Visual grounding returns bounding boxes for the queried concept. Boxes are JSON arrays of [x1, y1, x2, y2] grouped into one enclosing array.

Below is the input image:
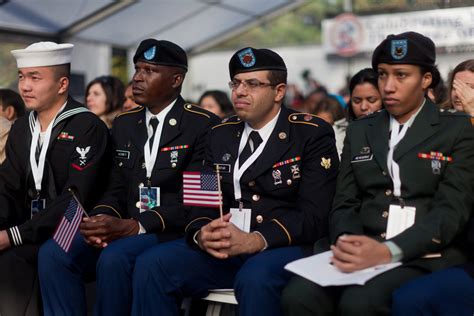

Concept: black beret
[[229, 47, 287, 79], [372, 32, 436, 70], [133, 39, 187, 71]]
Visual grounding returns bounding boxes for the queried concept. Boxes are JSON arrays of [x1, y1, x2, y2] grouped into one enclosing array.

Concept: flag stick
[[215, 166, 223, 221], [68, 188, 90, 218]]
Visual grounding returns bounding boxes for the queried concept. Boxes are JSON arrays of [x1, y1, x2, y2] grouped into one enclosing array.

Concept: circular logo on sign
[[329, 13, 363, 57]]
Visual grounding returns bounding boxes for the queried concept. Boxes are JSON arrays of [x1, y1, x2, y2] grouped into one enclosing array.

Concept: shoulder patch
[[184, 103, 211, 118], [212, 115, 243, 129], [288, 113, 320, 127], [116, 106, 144, 118]]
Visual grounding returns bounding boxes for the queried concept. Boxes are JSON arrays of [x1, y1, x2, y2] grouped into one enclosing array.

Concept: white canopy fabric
[[0, 0, 303, 53]]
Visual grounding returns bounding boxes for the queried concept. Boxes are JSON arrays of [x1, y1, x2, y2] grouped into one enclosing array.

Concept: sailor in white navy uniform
[[0, 42, 109, 316]]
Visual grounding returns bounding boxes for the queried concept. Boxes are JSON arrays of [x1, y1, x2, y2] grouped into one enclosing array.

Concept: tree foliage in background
[[0, 43, 23, 90], [215, 1, 343, 50]]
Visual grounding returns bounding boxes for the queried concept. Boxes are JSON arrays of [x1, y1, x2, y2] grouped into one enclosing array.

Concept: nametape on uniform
[[417, 151, 452, 162], [351, 154, 373, 163], [115, 150, 130, 159], [160, 145, 189, 152], [214, 163, 231, 173], [273, 156, 301, 168]]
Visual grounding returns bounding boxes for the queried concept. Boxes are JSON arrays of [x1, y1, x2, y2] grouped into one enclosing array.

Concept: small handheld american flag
[[53, 197, 85, 252], [183, 171, 222, 208]]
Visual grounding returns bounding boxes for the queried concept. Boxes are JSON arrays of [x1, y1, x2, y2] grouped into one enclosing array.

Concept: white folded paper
[[284, 251, 401, 286]]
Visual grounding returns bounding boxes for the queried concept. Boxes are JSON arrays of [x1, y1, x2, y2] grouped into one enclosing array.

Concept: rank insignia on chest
[[320, 157, 331, 169], [290, 164, 301, 179], [360, 146, 371, 154], [170, 150, 178, 163], [431, 160, 441, 175], [222, 153, 231, 162], [57, 132, 74, 141], [272, 169, 282, 185]]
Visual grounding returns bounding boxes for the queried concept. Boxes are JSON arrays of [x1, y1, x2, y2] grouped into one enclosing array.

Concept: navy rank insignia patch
[[238, 48, 256, 68], [391, 39, 407, 60], [144, 46, 157, 60]]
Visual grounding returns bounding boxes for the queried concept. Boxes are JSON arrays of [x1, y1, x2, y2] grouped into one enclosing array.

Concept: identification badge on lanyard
[[230, 207, 251, 232], [386, 204, 416, 239], [31, 199, 46, 218], [138, 186, 160, 213]]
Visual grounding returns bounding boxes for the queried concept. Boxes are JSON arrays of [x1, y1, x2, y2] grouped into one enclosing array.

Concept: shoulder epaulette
[[212, 115, 243, 129], [353, 110, 383, 122], [439, 108, 470, 117], [288, 113, 320, 127], [116, 106, 144, 118], [184, 103, 211, 118]]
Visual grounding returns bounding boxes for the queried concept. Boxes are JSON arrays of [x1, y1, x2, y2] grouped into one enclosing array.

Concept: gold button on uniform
[[382, 171, 387, 176], [135, 201, 141, 208], [382, 211, 389, 218], [287, 179, 292, 185], [118, 162, 123, 167], [256, 215, 263, 223], [171, 162, 177, 168], [380, 232, 386, 238], [252, 194, 260, 202], [139, 182, 144, 188], [248, 181, 255, 187], [385, 189, 392, 196]]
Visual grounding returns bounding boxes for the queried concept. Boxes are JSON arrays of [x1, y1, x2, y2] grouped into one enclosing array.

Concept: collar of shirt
[[145, 99, 177, 137], [389, 97, 426, 131], [243, 108, 281, 143]]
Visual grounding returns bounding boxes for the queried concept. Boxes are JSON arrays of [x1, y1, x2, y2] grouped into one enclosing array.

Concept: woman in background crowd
[[347, 68, 383, 121], [0, 89, 25, 164], [198, 90, 234, 119], [311, 96, 347, 156], [449, 59, 474, 117], [122, 81, 139, 112], [86, 75, 125, 128]]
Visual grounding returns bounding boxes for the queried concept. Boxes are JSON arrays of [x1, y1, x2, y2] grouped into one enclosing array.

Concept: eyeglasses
[[228, 79, 275, 91]]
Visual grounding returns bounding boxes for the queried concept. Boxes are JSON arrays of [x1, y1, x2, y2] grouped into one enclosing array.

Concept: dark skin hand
[[80, 215, 139, 248]]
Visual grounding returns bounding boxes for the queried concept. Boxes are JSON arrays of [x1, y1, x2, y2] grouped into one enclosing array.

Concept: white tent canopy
[[0, 0, 303, 53]]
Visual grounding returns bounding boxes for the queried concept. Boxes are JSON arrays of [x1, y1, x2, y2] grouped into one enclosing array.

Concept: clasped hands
[[80, 215, 139, 248], [196, 213, 265, 259], [330, 234, 392, 273]]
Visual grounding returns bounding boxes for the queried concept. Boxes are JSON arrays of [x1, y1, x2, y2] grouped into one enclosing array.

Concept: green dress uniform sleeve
[[329, 123, 366, 244]]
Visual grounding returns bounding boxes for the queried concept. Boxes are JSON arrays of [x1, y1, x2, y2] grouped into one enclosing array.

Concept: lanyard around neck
[[29, 103, 66, 193], [144, 119, 163, 180], [387, 99, 426, 197], [233, 129, 267, 201]]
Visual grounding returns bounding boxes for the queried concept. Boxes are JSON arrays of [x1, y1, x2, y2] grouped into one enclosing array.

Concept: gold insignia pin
[[321, 157, 331, 169], [169, 118, 177, 126], [279, 132, 287, 140]]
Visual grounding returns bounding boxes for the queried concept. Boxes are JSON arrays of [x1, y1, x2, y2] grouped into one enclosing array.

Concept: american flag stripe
[[53, 198, 84, 252], [183, 171, 221, 208]]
